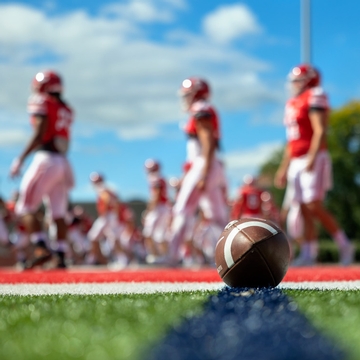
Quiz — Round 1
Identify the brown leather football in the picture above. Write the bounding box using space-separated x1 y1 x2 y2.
215 218 290 288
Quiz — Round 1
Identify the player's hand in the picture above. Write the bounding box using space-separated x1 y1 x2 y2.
274 169 286 189
10 158 22 178
197 175 207 191
305 155 315 172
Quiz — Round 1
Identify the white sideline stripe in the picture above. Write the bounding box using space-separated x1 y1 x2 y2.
279 281 360 290
0 282 225 295
224 221 278 269
1 281 360 295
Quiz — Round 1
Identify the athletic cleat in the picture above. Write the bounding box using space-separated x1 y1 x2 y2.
56 251 67 269
146 254 182 268
24 240 53 270
24 250 52 269
290 256 316 267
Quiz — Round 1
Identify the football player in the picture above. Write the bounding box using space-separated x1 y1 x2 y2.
153 77 228 266
0 196 10 247
10 70 74 269
230 175 265 220
274 64 354 265
142 159 172 261
86 172 125 265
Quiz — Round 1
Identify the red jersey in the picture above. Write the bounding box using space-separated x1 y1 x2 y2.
118 203 134 223
96 188 119 216
284 87 329 158
28 93 73 153
149 176 168 204
231 185 264 220
184 100 220 140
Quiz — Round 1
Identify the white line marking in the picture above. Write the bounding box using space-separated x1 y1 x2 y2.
0 282 225 295
279 281 360 290
223 221 278 269
1 281 360 295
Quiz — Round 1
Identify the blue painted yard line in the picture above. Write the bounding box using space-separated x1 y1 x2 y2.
149 287 346 360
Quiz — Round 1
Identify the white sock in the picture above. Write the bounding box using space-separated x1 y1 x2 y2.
86 253 96 265
308 241 319 260
333 230 349 248
56 241 69 253
299 243 309 259
300 241 318 260
30 232 47 244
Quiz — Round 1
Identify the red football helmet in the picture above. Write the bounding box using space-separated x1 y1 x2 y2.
144 159 160 173
287 64 319 95
89 172 104 184
308 67 321 87
179 77 210 110
32 70 62 94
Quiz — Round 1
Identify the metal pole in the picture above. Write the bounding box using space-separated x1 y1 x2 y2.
301 0 311 64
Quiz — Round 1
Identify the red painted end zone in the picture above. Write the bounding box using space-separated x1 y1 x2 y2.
0 265 360 284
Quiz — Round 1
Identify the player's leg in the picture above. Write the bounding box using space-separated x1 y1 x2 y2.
166 163 203 264
109 218 129 267
86 216 108 265
15 153 58 268
301 151 353 265
305 200 354 265
152 204 172 256
0 216 9 246
46 156 74 268
201 159 229 228
142 209 161 258
286 202 304 260
286 157 316 266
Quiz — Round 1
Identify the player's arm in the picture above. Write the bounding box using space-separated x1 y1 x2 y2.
195 115 216 190
147 186 161 211
306 109 327 171
99 190 115 213
274 146 291 189
10 115 47 178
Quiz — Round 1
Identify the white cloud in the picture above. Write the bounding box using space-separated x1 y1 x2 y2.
0 2 281 143
0 129 29 148
102 0 187 23
224 141 283 196
225 141 283 170
203 3 262 45
117 125 161 140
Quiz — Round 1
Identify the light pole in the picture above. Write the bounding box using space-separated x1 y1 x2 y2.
301 0 311 64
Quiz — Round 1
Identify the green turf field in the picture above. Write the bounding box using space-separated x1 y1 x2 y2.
0 290 359 360
287 289 360 360
0 291 213 360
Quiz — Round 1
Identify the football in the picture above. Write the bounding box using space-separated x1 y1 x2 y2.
215 218 290 288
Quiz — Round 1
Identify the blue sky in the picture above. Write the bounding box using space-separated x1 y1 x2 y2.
0 0 359 203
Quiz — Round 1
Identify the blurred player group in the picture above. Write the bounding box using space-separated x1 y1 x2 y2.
0 64 355 269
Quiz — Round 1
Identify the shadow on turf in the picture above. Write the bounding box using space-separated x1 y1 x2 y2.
147 287 347 360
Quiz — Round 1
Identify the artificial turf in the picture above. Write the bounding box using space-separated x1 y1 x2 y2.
286 289 360 360
0 289 359 360
0 291 212 360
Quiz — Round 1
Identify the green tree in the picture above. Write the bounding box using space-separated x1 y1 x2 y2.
326 101 360 239
258 147 286 208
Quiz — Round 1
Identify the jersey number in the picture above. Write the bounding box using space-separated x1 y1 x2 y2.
284 106 300 141
56 108 72 131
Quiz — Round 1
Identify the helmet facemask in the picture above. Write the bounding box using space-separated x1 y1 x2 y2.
179 78 210 111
